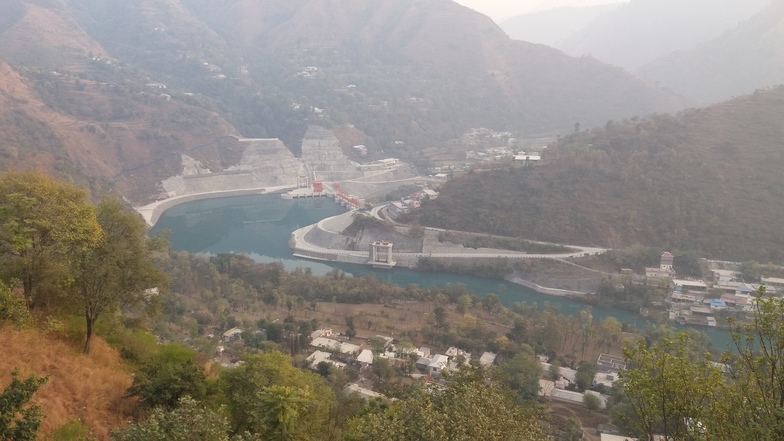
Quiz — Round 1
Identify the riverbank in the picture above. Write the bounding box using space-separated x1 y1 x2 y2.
505 273 589 297
290 211 598 298
136 185 296 226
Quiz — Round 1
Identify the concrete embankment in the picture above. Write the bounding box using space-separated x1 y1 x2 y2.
504 275 588 297
137 185 295 226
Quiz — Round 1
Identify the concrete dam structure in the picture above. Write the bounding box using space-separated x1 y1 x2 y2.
301 126 363 182
161 138 304 197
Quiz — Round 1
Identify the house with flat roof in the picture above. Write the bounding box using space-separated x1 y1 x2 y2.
222 327 243 343
428 354 450 374
479 352 497 366
764 277 784 287
356 349 374 366
344 383 388 401
673 279 708 291
645 267 676 278
712 269 739 283
307 350 347 370
310 337 360 355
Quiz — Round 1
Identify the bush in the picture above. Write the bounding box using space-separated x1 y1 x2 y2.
584 392 602 411
0 282 31 327
43 419 95 441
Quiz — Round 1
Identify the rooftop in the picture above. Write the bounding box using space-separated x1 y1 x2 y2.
310 337 360 354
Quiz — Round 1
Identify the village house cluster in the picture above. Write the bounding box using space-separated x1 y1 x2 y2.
386 188 439 219
640 252 781 327
538 353 623 411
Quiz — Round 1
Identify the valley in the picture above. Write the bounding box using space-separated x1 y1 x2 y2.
1 1 784 440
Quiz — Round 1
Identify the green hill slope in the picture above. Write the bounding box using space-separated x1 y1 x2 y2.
413 87 784 262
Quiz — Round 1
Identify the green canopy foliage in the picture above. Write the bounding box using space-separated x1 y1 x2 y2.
0 369 48 441
73 196 168 354
111 396 254 441
414 88 784 262
620 286 784 440
346 367 546 441
0 170 102 309
219 351 336 440
124 344 208 412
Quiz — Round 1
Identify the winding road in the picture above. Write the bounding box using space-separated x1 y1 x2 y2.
290 209 608 262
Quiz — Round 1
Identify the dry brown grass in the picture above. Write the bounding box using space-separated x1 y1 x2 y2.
548 402 611 441
0 325 133 440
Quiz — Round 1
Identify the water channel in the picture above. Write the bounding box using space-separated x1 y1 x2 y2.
151 194 733 349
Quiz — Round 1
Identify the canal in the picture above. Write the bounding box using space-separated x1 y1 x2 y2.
151 194 734 350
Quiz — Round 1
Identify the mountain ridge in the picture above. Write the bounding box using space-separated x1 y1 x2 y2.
557 0 769 70
411 86 784 262
0 0 687 203
638 1 784 105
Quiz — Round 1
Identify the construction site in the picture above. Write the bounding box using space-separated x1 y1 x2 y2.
138 125 439 225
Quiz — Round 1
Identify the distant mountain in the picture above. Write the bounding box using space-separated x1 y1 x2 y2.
0 55 239 203
638 1 784 105
500 4 621 46
557 0 769 70
411 87 784 262
0 0 688 203
178 0 684 141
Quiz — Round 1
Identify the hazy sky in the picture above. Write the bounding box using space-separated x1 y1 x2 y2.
454 0 629 22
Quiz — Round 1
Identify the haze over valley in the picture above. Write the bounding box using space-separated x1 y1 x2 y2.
2 1 784 440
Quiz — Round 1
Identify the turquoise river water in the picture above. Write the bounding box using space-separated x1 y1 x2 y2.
151 194 733 349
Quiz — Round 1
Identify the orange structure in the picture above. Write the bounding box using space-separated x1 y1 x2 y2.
333 182 359 209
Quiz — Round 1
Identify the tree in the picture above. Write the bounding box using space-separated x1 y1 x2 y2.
0 170 102 309
124 345 208 411
432 306 449 331
257 385 312 441
219 351 335 439
720 287 784 440
620 286 784 440
455 294 472 314
345 316 356 338
111 396 253 441
620 333 725 440
74 197 168 354
482 293 500 312
548 360 561 381
0 281 32 327
575 362 597 392
507 319 527 343
499 349 542 401
598 317 622 352
346 367 546 441
368 337 387 354
583 392 602 411
0 368 48 441
578 308 594 356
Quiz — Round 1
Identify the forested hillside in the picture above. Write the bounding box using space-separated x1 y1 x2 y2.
4 170 784 440
412 86 784 262
0 0 685 195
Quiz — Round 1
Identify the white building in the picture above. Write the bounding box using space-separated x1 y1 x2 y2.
307 350 347 370
428 354 450 374
310 337 360 355
479 352 498 366
357 349 374 365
